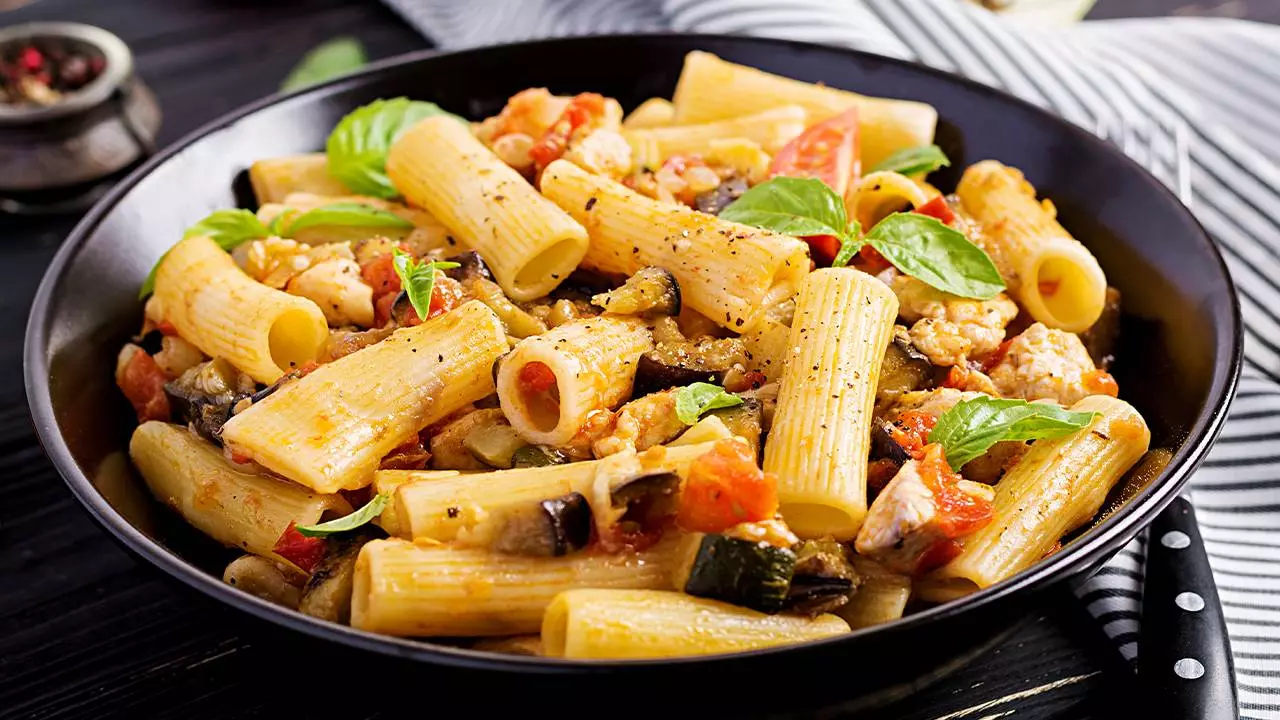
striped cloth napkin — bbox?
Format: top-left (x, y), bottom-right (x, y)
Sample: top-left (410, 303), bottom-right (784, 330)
top-left (382, 0), bottom-right (1280, 714)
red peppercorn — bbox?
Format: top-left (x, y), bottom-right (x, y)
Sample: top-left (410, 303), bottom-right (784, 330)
top-left (20, 46), bottom-right (44, 73)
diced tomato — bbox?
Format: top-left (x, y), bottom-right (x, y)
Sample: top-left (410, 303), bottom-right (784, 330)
top-left (518, 361), bottom-right (558, 394)
top-left (119, 350), bottom-right (171, 422)
top-left (1083, 369), bottom-right (1120, 397)
top-left (229, 451), bottom-right (254, 465)
top-left (272, 522), bottom-right (327, 574)
top-left (888, 410), bottom-right (937, 461)
top-left (803, 234), bottom-right (842, 267)
top-left (913, 196), bottom-right (957, 226)
top-left (915, 539), bottom-right (963, 574)
top-left (529, 92), bottom-right (608, 172)
top-left (360, 253), bottom-right (401, 299)
top-left (768, 108), bottom-right (861, 196)
top-left (980, 339), bottom-right (1013, 373)
top-left (942, 365), bottom-right (970, 390)
top-left (1038, 279), bottom-right (1061, 298)
top-left (855, 244), bottom-right (892, 274)
top-left (676, 439), bottom-right (778, 534)
top-left (374, 291), bottom-right (398, 328)
top-left (428, 275), bottom-right (464, 319)
top-left (918, 444), bottom-right (994, 538)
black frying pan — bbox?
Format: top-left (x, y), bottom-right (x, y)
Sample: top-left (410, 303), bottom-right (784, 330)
top-left (23, 34), bottom-right (1241, 716)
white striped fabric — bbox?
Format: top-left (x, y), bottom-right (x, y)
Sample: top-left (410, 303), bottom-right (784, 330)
top-left (382, 0), bottom-right (1280, 714)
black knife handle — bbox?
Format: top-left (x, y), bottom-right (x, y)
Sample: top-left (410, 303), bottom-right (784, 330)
top-left (1138, 496), bottom-right (1237, 719)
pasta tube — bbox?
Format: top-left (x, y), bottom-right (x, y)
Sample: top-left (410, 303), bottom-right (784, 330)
top-left (933, 395), bottom-right (1150, 589)
top-left (846, 171), bottom-right (933, 230)
top-left (540, 159), bottom-right (810, 331)
top-left (350, 537), bottom-right (683, 636)
top-left (956, 160), bottom-right (1107, 333)
top-left (386, 115), bottom-right (589, 301)
top-left (670, 51), bottom-right (937, 170)
top-left (497, 315), bottom-right (652, 446)
top-left (542, 589), bottom-right (850, 659)
top-left (221, 301), bottom-right (507, 493)
top-left (248, 153), bottom-right (350, 204)
top-left (152, 234), bottom-right (329, 384)
top-left (764, 269), bottom-right (898, 540)
top-left (391, 440), bottom-right (721, 543)
top-left (129, 422), bottom-right (351, 564)
top-left (622, 97), bottom-right (676, 129)
top-left (624, 105), bottom-right (807, 169)
top-left (838, 558), bottom-right (912, 630)
top-left (374, 469), bottom-right (460, 538)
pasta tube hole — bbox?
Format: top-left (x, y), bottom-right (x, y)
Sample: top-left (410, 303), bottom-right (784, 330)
top-left (1020, 240), bottom-right (1106, 334)
top-left (780, 503), bottom-right (861, 542)
top-left (516, 361), bottom-right (562, 434)
top-left (513, 238), bottom-right (586, 300)
top-left (268, 308), bottom-right (327, 377)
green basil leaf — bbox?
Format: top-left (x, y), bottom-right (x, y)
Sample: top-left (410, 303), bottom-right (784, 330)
top-left (391, 249), bottom-right (461, 321)
top-left (266, 209), bottom-right (295, 237)
top-left (281, 37), bottom-right (367, 92)
top-left (295, 493), bottom-right (388, 537)
top-left (928, 396), bottom-right (1098, 470)
top-left (830, 219), bottom-right (863, 268)
top-left (719, 176), bottom-right (850, 239)
top-left (674, 382), bottom-right (745, 426)
top-left (284, 202), bottom-right (415, 234)
top-left (869, 144), bottom-right (951, 176)
top-left (140, 210), bottom-right (271, 298)
top-left (866, 213), bottom-right (1005, 300)
top-left (326, 97), bottom-right (464, 199)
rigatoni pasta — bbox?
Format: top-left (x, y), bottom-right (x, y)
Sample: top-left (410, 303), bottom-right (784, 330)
top-left (115, 52), bottom-right (1152, 661)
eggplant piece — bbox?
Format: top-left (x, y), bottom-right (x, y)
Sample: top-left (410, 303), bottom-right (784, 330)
top-left (443, 250), bottom-right (493, 283)
top-left (591, 266), bottom-right (681, 317)
top-left (492, 492), bottom-right (592, 557)
top-left (610, 470), bottom-right (681, 528)
top-left (299, 531), bottom-right (380, 623)
top-left (223, 555), bottom-right (302, 610)
top-left (464, 422), bottom-right (527, 469)
top-left (869, 417), bottom-right (912, 467)
top-left (164, 358), bottom-right (256, 445)
top-left (875, 327), bottom-right (935, 412)
top-left (710, 398), bottom-right (763, 458)
top-left (633, 336), bottom-right (748, 396)
top-left (463, 276), bottom-right (548, 338)
top-left (694, 177), bottom-right (748, 216)
top-left (674, 533), bottom-right (798, 613)
top-left (786, 539), bottom-right (860, 616)
top-left (510, 445), bottom-right (571, 468)
top-left (1080, 286), bottom-right (1122, 370)
top-left (389, 290), bottom-right (418, 327)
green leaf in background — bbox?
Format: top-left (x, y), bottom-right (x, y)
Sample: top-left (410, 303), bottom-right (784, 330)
top-left (928, 396), bottom-right (1098, 470)
top-left (139, 210), bottom-right (271, 298)
top-left (719, 176), bottom-right (852, 240)
top-left (675, 382), bottom-right (745, 426)
top-left (865, 213), bottom-right (1005, 300)
top-left (326, 98), bottom-right (463, 199)
top-left (295, 493), bottom-right (388, 537)
top-left (284, 202), bottom-right (415, 234)
top-left (869, 144), bottom-right (951, 176)
top-left (280, 37), bottom-right (367, 92)
top-left (391, 248), bottom-right (461, 321)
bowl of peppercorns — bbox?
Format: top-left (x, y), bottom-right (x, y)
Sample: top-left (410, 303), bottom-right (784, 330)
top-left (0, 22), bottom-right (160, 210)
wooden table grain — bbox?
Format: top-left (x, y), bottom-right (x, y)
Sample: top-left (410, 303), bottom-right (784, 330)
top-left (0, 1), bottom-right (1256, 718)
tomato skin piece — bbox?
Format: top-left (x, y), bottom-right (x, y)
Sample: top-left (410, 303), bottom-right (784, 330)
top-left (803, 234), bottom-right (842, 266)
top-left (913, 195), bottom-right (957, 225)
top-left (119, 350), bottom-right (171, 423)
top-left (918, 444), bottom-right (994, 538)
top-left (888, 410), bottom-right (937, 461)
top-left (676, 439), bottom-right (778, 534)
top-left (768, 108), bottom-right (861, 197)
top-left (980, 338), bottom-right (1014, 374)
top-left (519, 361), bottom-right (558, 394)
top-left (855, 244), bottom-right (892, 274)
top-left (272, 522), bottom-right (327, 574)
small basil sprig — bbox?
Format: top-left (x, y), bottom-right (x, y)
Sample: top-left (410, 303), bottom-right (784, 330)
top-left (928, 396), bottom-right (1098, 471)
top-left (869, 144), bottom-right (951, 176)
top-left (674, 382), bottom-right (744, 425)
top-left (140, 204), bottom-right (415, 299)
top-left (295, 493), bottom-right (388, 537)
top-left (326, 98), bottom-right (463, 198)
top-left (720, 176), bottom-right (1004, 300)
top-left (391, 249), bottom-right (460, 321)
top-left (281, 37), bottom-right (367, 92)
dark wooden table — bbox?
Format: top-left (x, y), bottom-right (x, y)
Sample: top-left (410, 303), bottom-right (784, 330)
top-left (0, 1), bottom-right (1262, 718)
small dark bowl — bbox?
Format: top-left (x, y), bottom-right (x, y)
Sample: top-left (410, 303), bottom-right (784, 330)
top-left (0, 22), bottom-right (160, 211)
top-left (23, 35), bottom-right (1240, 715)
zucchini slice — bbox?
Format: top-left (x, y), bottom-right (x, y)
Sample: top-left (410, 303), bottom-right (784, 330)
top-left (675, 533), bottom-right (797, 613)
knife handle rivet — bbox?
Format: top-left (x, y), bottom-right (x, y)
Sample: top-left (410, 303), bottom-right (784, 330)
top-left (1174, 658), bottom-right (1205, 680)
top-left (1161, 530), bottom-right (1191, 549)
top-left (1175, 592), bottom-right (1205, 612)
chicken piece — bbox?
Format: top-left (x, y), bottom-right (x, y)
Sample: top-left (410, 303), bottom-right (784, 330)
top-left (286, 257), bottom-right (375, 327)
top-left (887, 388), bottom-right (983, 422)
top-left (592, 389), bottom-right (686, 458)
top-left (474, 88), bottom-right (570, 147)
top-left (152, 334), bottom-right (205, 378)
top-left (855, 449), bottom-right (995, 575)
top-left (890, 275), bottom-right (1019, 367)
top-left (562, 129), bottom-right (632, 180)
top-left (987, 322), bottom-right (1105, 406)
